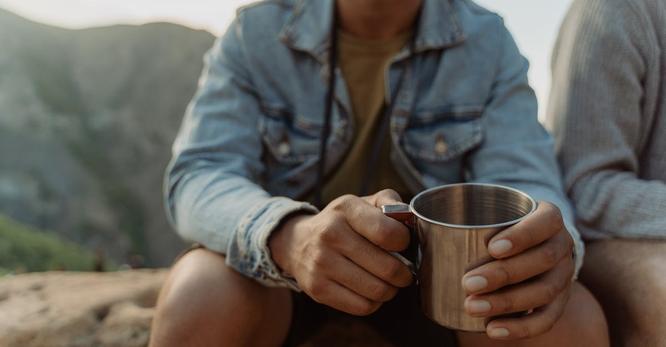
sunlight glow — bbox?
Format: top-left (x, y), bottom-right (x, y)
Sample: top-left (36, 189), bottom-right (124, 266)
top-left (0, 0), bottom-right (573, 117)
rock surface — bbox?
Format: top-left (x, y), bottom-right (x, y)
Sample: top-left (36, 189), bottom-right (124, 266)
top-left (0, 270), bottom-right (166, 347)
top-left (0, 270), bottom-right (393, 347)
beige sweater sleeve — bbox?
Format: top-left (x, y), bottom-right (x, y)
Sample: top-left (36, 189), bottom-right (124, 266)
top-left (547, 0), bottom-right (666, 239)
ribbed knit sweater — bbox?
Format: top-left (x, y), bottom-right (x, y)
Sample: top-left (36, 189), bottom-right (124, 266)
top-left (547, 0), bottom-right (666, 239)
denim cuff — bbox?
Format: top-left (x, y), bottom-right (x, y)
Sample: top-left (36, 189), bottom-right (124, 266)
top-left (226, 196), bottom-right (318, 291)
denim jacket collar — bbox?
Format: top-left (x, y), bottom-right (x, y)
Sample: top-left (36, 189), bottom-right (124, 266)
top-left (279, 0), bottom-right (467, 63)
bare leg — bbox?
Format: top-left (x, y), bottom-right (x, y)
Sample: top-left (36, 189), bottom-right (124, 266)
top-left (580, 239), bottom-right (666, 347)
top-left (457, 282), bottom-right (609, 347)
top-left (149, 249), bottom-right (292, 347)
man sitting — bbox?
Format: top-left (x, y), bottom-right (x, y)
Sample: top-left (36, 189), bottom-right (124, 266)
top-left (150, 0), bottom-right (608, 346)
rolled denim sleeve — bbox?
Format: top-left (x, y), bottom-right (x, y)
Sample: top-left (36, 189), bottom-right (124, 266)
top-left (164, 16), bottom-right (317, 290)
top-left (466, 21), bottom-right (584, 276)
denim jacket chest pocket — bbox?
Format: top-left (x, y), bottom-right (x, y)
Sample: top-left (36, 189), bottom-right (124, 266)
top-left (258, 104), bottom-right (322, 165)
top-left (400, 104), bottom-right (484, 184)
top-left (257, 102), bottom-right (350, 198)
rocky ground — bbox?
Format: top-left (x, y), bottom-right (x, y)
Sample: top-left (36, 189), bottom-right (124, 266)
top-left (0, 270), bottom-right (166, 347)
top-left (0, 270), bottom-right (391, 347)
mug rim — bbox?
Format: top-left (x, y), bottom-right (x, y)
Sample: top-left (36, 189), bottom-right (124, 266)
top-left (408, 183), bottom-right (537, 229)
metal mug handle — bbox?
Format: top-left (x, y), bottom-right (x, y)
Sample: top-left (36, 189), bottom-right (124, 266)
top-left (381, 204), bottom-right (421, 277)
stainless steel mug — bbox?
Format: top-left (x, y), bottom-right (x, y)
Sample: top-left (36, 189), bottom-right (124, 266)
top-left (382, 183), bottom-right (536, 332)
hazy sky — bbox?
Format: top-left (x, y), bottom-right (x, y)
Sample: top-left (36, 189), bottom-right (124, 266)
top-left (0, 0), bottom-right (573, 118)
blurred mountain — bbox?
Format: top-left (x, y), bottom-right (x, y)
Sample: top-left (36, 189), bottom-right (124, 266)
top-left (0, 9), bottom-right (216, 265)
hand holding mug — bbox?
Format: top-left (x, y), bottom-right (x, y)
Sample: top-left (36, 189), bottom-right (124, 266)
top-left (462, 202), bottom-right (575, 340)
top-left (268, 189), bottom-right (413, 316)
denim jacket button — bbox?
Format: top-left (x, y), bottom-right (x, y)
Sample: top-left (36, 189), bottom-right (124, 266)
top-left (278, 141), bottom-right (291, 156)
top-left (435, 134), bottom-right (448, 155)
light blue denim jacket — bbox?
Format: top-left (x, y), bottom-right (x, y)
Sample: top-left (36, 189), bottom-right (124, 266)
top-left (165, 0), bottom-right (583, 289)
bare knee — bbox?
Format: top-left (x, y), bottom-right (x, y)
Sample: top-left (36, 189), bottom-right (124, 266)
top-left (624, 264), bottom-right (666, 345)
top-left (582, 240), bottom-right (666, 345)
top-left (558, 282), bottom-right (609, 347)
top-left (149, 248), bottom-right (292, 347)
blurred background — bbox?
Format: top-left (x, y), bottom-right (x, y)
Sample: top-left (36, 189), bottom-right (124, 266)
top-left (0, 0), bottom-right (573, 274)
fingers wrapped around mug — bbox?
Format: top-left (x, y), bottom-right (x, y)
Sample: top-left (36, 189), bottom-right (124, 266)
top-left (483, 283), bottom-right (572, 340)
top-left (460, 200), bottom-right (576, 339)
top-left (270, 191), bottom-right (415, 317)
top-left (486, 202), bottom-right (571, 259)
top-left (461, 229), bottom-right (573, 295)
top-left (462, 254), bottom-right (573, 317)
top-left (331, 193), bottom-right (411, 252)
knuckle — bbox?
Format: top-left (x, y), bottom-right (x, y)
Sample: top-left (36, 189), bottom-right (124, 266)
top-left (378, 188), bottom-right (399, 200)
top-left (353, 300), bottom-right (377, 316)
top-left (318, 225), bottom-right (338, 244)
top-left (313, 219), bottom-right (330, 237)
top-left (546, 204), bottom-right (563, 226)
top-left (378, 188), bottom-right (395, 195)
top-left (341, 194), bottom-right (358, 205)
top-left (368, 282), bottom-right (391, 302)
top-left (539, 200), bottom-right (554, 213)
top-left (328, 198), bottom-right (342, 211)
top-left (494, 263), bottom-right (513, 285)
top-left (307, 280), bottom-right (328, 299)
top-left (498, 295), bottom-right (516, 313)
top-left (384, 286), bottom-right (399, 300)
top-left (368, 302), bottom-right (382, 314)
top-left (542, 282), bottom-right (560, 302)
top-left (309, 248), bottom-right (328, 269)
top-left (522, 232), bottom-right (537, 249)
top-left (382, 260), bottom-right (403, 283)
top-left (541, 245), bottom-right (560, 267)
top-left (332, 194), bottom-right (355, 211)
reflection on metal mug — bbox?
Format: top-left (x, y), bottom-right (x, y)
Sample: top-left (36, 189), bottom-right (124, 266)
top-left (382, 183), bottom-right (536, 332)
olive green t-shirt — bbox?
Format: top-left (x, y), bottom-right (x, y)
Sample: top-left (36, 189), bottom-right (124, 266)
top-left (320, 31), bottom-right (412, 205)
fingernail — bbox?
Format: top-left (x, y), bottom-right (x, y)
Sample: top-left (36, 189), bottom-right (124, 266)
top-left (466, 300), bottom-right (491, 314)
top-left (488, 327), bottom-right (510, 338)
top-left (463, 276), bottom-right (488, 292)
top-left (489, 239), bottom-right (513, 255)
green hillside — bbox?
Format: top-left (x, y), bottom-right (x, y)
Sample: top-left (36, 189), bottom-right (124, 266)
top-left (0, 214), bottom-right (96, 274)
top-left (0, 9), bottom-right (216, 266)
